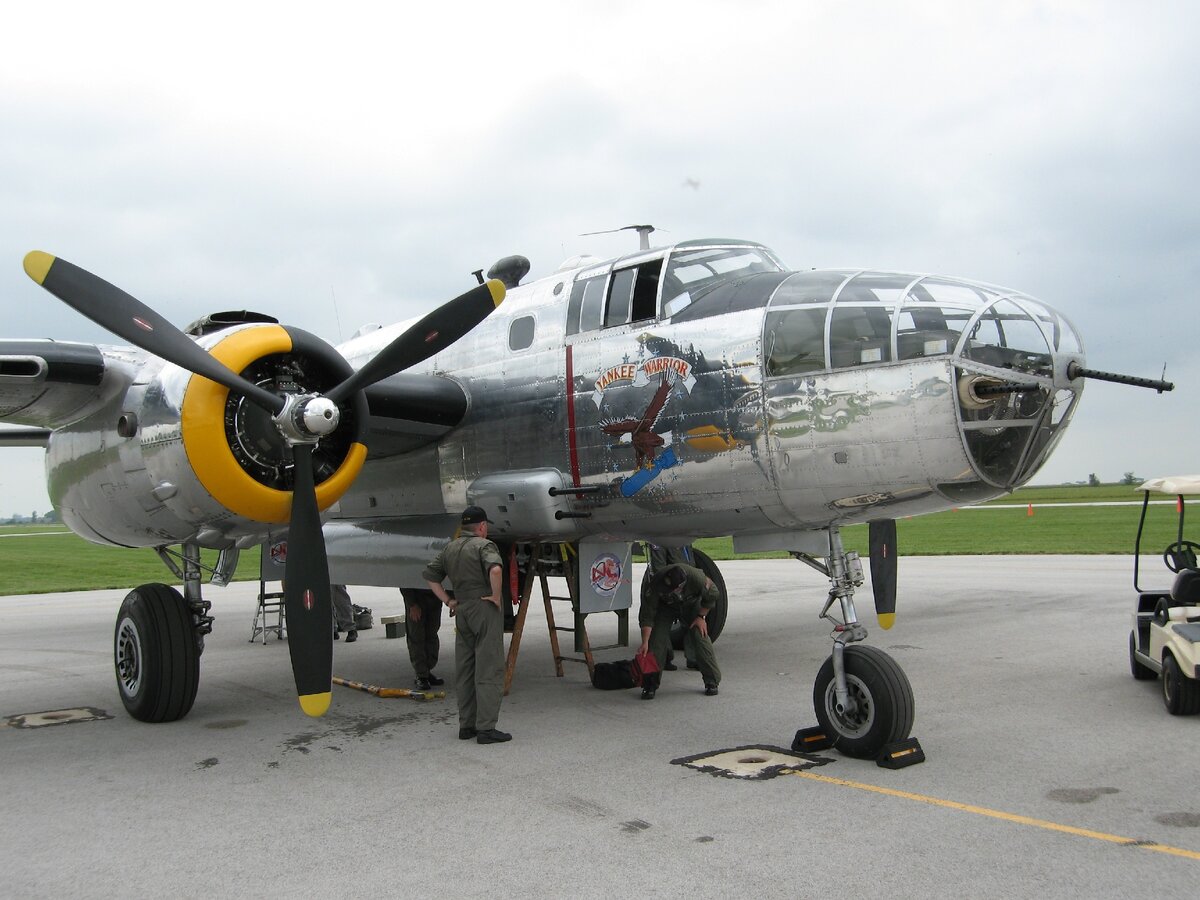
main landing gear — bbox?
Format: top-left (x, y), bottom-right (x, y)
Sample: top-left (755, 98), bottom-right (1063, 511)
top-left (793, 527), bottom-right (915, 759)
top-left (113, 542), bottom-right (225, 722)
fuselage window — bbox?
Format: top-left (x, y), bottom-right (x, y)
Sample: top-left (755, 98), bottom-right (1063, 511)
top-left (896, 307), bottom-right (971, 360)
top-left (601, 260), bottom-right (664, 329)
top-left (765, 308), bottom-right (827, 375)
top-left (509, 315), bottom-right (535, 351)
top-left (567, 275), bottom-right (607, 335)
top-left (829, 305), bottom-right (893, 368)
top-left (605, 268), bottom-right (636, 328)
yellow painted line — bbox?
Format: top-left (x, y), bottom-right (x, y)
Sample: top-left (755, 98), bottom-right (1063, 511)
top-left (787, 770), bottom-right (1200, 861)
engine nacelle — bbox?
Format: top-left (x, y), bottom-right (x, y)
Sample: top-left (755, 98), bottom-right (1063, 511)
top-left (47, 323), bottom-right (367, 549)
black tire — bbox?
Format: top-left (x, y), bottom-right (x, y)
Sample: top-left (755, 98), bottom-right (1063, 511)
top-left (1161, 653), bottom-right (1200, 716)
top-left (114, 583), bottom-right (200, 722)
top-left (813, 644), bottom-right (915, 759)
top-left (640, 549), bottom-right (728, 648)
top-left (1129, 631), bottom-right (1156, 681)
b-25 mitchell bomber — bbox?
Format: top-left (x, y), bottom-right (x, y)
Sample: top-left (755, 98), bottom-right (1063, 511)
top-left (0, 231), bottom-right (1172, 758)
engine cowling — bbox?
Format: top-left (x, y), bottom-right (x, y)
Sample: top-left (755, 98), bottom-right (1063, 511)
top-left (48, 323), bottom-right (368, 548)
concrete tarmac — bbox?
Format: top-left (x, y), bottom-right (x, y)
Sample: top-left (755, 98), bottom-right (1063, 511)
top-left (1, 556), bottom-right (1197, 898)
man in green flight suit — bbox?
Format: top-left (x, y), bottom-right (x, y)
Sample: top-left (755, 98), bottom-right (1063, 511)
top-left (422, 506), bottom-right (511, 744)
top-left (637, 563), bottom-right (722, 700)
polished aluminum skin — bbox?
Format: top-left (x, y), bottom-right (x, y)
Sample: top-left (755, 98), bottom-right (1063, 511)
top-left (1, 239), bottom-right (1085, 582)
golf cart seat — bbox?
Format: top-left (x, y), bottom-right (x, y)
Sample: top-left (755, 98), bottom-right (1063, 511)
top-left (1172, 568), bottom-right (1200, 606)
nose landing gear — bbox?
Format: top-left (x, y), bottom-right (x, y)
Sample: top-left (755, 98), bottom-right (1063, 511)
top-left (792, 526), bottom-right (915, 760)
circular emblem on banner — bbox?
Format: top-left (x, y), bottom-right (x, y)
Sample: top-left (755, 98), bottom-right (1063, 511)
top-left (590, 553), bottom-right (623, 597)
top-left (269, 541), bottom-right (288, 565)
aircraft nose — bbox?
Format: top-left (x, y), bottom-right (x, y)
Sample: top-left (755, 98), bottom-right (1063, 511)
top-left (951, 292), bottom-right (1084, 488)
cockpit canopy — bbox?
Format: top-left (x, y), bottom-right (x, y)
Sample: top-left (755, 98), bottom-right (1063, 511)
top-left (763, 270), bottom-right (1082, 378)
top-left (566, 240), bottom-right (785, 335)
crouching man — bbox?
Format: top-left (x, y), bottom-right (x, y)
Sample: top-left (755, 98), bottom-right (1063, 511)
top-left (637, 563), bottom-right (721, 700)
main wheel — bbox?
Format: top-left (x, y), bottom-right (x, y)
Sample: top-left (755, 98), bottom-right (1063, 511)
top-left (1161, 653), bottom-right (1200, 716)
top-left (813, 644), bottom-right (914, 759)
top-left (114, 583), bottom-right (201, 722)
top-left (1129, 631), bottom-right (1156, 681)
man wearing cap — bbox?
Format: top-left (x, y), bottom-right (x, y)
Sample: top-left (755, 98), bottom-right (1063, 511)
top-left (637, 562), bottom-right (722, 699)
top-left (422, 506), bottom-right (511, 744)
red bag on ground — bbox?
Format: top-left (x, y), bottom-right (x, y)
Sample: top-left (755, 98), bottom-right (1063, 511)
top-left (631, 649), bottom-right (661, 688)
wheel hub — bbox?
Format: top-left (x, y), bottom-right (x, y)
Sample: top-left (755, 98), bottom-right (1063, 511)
top-left (116, 618), bottom-right (142, 698)
top-left (823, 673), bottom-right (875, 737)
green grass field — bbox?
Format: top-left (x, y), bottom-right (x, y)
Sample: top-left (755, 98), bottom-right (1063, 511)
top-left (0, 484), bottom-right (1184, 595)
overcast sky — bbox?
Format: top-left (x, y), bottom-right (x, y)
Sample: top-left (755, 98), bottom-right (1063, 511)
top-left (2, 0), bottom-right (1197, 517)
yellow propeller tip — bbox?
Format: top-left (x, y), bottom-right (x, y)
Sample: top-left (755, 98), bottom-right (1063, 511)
top-left (877, 612), bottom-right (896, 630)
top-left (23, 251), bottom-right (54, 285)
top-left (298, 691), bottom-right (332, 717)
top-left (486, 278), bottom-right (505, 307)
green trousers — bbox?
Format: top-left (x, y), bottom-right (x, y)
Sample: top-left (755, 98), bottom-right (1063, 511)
top-left (454, 597), bottom-right (505, 731)
top-left (647, 610), bottom-right (721, 687)
top-left (402, 588), bottom-right (442, 679)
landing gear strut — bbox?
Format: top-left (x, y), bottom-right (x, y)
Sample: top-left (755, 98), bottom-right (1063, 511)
top-left (793, 527), bottom-right (915, 758)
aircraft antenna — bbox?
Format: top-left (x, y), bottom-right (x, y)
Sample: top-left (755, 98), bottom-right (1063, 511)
top-left (580, 224), bottom-right (663, 251)
top-left (330, 286), bottom-right (344, 344)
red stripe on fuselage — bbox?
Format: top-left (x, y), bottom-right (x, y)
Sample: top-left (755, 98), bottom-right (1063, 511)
top-left (566, 344), bottom-right (581, 486)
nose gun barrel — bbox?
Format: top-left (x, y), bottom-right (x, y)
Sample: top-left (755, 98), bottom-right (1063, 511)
top-left (1066, 361), bottom-right (1174, 393)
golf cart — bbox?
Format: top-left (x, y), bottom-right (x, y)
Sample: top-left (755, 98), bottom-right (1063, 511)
top-left (1129, 475), bottom-right (1200, 714)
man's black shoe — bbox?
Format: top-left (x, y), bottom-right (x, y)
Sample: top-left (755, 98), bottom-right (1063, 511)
top-left (426, 673), bottom-right (445, 686)
top-left (663, 661), bottom-right (678, 671)
top-left (344, 630), bottom-right (357, 643)
top-left (414, 677), bottom-right (432, 691)
top-left (640, 688), bottom-right (656, 700)
top-left (476, 729), bottom-right (512, 744)
top-left (704, 684), bottom-right (719, 696)
top-left (333, 630), bottom-right (340, 641)
top-left (458, 726), bottom-right (477, 740)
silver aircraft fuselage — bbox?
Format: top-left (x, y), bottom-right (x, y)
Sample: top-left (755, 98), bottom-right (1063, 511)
top-left (325, 238), bottom-right (1084, 580)
top-left (8, 238), bottom-right (1084, 574)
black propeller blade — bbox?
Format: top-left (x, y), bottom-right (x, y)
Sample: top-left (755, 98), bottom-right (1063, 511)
top-left (325, 279), bottom-right (504, 404)
top-left (868, 519), bottom-right (898, 629)
top-left (23, 252), bottom-right (285, 415)
top-left (282, 444), bottom-right (334, 716)
top-left (24, 250), bottom-right (506, 717)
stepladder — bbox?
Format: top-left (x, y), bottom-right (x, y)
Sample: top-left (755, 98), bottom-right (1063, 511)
top-left (250, 581), bottom-right (286, 644)
top-left (503, 543), bottom-right (629, 694)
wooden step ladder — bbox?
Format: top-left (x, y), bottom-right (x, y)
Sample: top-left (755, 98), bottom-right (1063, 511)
top-left (504, 543), bottom-right (629, 694)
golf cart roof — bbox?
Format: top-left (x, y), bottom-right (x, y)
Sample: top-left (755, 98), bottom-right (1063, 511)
top-left (1138, 475), bottom-right (1200, 496)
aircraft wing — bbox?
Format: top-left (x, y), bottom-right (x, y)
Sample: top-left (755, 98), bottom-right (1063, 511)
top-left (0, 339), bottom-right (130, 429)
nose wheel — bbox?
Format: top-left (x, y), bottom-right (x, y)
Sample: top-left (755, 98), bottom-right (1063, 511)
top-left (813, 644), bottom-right (914, 758)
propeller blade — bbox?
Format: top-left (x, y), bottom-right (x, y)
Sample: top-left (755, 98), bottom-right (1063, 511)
top-left (326, 279), bottom-right (504, 404)
top-left (869, 519), bottom-right (898, 629)
top-left (282, 443), bottom-right (334, 716)
top-left (23, 251), bottom-right (285, 415)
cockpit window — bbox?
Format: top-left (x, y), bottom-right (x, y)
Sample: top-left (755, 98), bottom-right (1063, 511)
top-left (567, 275), bottom-right (606, 335)
top-left (662, 246), bottom-right (782, 316)
top-left (766, 308), bottom-right (827, 375)
top-left (960, 299), bottom-right (1052, 376)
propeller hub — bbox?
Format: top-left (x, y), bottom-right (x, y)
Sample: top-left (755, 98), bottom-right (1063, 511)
top-left (299, 396), bottom-right (341, 437)
top-left (274, 393), bottom-right (341, 444)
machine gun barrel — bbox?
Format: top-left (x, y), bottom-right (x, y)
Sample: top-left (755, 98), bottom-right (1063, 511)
top-left (973, 382), bottom-right (1038, 397)
top-left (1067, 362), bottom-right (1174, 393)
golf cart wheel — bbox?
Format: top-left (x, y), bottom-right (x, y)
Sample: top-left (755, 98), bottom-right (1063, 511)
top-left (1161, 652), bottom-right (1200, 716)
top-left (1129, 632), bottom-right (1156, 681)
